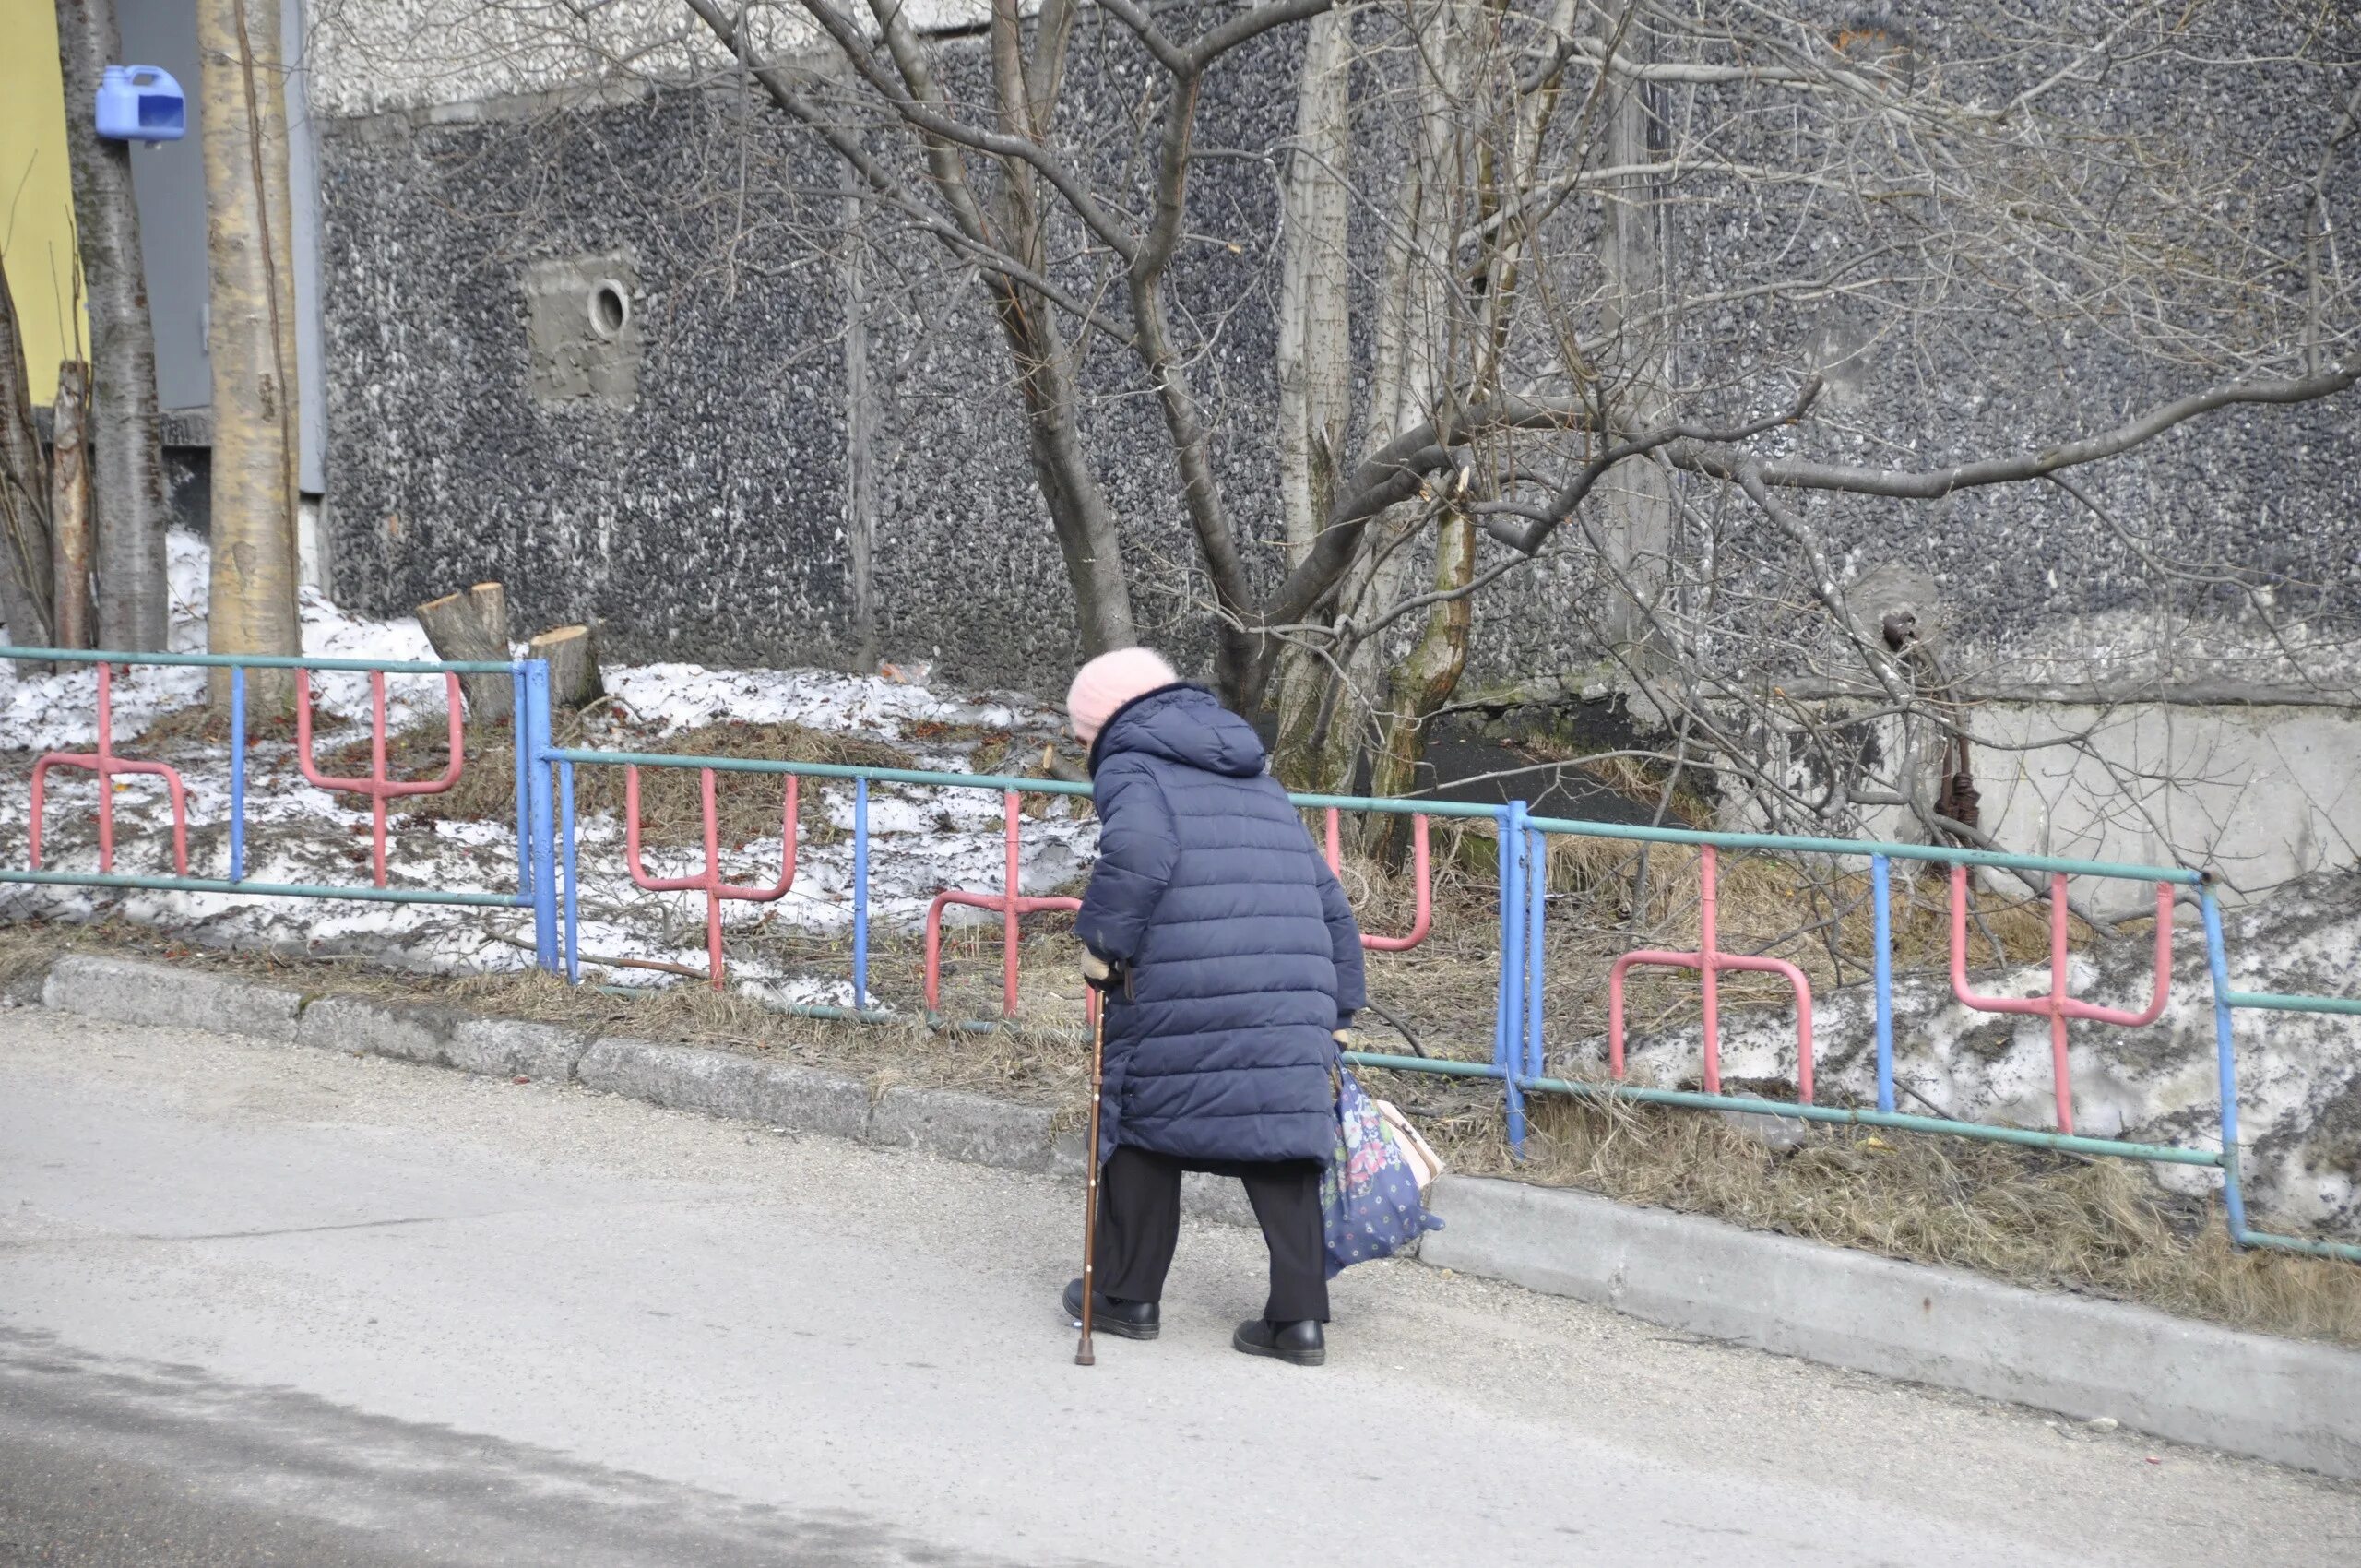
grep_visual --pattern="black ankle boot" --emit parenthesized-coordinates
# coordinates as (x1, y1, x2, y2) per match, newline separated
(1232, 1318, 1324, 1366)
(1063, 1279, 1159, 1340)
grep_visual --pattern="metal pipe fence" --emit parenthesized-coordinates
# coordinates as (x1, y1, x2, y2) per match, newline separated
(5, 645, 2355, 1264)
(0, 647, 562, 966)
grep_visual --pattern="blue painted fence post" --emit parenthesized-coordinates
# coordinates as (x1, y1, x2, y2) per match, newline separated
(559, 761, 579, 984)
(1871, 854, 1894, 1112)
(523, 662, 559, 971)
(1525, 823, 1546, 1081)
(229, 666, 247, 884)
(852, 778, 870, 1009)
(2201, 888, 2250, 1245)
(1497, 802, 1528, 1153)
(511, 665, 532, 902)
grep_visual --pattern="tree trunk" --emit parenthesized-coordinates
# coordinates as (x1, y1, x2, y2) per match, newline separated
(1277, 1, 1463, 790)
(1268, 6, 1356, 788)
(55, 0, 171, 651)
(995, 291, 1136, 660)
(415, 581, 513, 721)
(201, 0, 304, 707)
(0, 272, 55, 664)
(1367, 506, 1475, 864)
(1275, 9, 1353, 576)
(529, 624, 604, 710)
(49, 362, 96, 655)
(1594, 16, 1675, 669)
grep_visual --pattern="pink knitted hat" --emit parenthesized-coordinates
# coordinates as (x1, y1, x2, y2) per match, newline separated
(1066, 647, 1180, 748)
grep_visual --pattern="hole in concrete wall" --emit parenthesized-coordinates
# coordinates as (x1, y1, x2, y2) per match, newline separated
(588, 280, 630, 339)
(526, 252, 641, 408)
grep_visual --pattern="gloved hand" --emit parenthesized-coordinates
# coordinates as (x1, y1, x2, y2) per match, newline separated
(1332, 1028, 1358, 1050)
(1081, 949, 1122, 992)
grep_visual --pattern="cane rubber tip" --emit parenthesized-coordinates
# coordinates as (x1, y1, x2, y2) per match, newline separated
(1075, 1347, 1095, 1366)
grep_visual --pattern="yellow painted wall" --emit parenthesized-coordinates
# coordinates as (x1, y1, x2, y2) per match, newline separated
(0, 0, 87, 404)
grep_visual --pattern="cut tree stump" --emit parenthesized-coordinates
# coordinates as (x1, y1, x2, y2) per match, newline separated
(529, 624, 605, 709)
(415, 582, 512, 723)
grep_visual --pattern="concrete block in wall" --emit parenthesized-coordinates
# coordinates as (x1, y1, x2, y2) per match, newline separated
(522, 250, 640, 407)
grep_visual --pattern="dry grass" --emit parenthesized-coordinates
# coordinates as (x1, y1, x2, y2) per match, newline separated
(129, 700, 305, 751)
(1361, 1080, 2361, 1347)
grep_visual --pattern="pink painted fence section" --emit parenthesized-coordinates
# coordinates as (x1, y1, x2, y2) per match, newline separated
(1608, 845, 1817, 1103)
(295, 670, 465, 887)
(623, 766, 800, 991)
(1321, 808, 1432, 951)
(924, 790, 1084, 1018)
(29, 660, 190, 875)
(1946, 865, 2172, 1135)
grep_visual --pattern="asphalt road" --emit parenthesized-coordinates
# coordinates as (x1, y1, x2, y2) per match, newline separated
(2, 1009, 2355, 1566)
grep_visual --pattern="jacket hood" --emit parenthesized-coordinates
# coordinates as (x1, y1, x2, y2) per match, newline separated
(1089, 683, 1267, 779)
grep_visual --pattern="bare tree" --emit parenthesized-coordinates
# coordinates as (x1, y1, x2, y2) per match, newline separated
(48, 361, 96, 654)
(54, 0, 172, 650)
(1246, 1, 2361, 873)
(304, 1, 2359, 883)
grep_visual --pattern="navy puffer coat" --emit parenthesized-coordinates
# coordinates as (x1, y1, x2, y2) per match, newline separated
(1076, 683, 1367, 1166)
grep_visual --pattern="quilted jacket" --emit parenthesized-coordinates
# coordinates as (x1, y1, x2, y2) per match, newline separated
(1075, 683, 1366, 1165)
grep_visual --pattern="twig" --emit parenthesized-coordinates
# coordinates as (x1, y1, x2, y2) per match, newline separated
(1360, 997, 1429, 1058)
(486, 930, 706, 981)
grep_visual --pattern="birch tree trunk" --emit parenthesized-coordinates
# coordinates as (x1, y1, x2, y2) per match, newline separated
(49, 362, 96, 655)
(1275, 9, 1354, 571)
(200, 0, 304, 707)
(0, 272, 55, 662)
(55, 0, 170, 650)
(1366, 504, 1474, 863)
(1594, 14, 1675, 669)
(1270, 8, 1357, 781)
(1296, 0, 1464, 792)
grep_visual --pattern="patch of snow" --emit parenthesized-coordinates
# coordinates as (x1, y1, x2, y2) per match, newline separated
(2, 531, 1093, 1002)
(606, 662, 1050, 746)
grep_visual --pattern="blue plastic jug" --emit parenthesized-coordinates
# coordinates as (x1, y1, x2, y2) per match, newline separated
(94, 65, 186, 146)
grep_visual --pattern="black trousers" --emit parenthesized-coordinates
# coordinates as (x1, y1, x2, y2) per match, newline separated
(1094, 1146, 1329, 1324)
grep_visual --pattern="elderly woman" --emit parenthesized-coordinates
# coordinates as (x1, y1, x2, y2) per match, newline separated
(1059, 648, 1365, 1366)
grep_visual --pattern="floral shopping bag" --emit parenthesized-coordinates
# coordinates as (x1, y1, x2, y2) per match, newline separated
(1321, 1068, 1443, 1277)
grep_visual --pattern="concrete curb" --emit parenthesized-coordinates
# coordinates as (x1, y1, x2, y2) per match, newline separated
(21, 951, 2361, 1479)
(872, 1085, 1056, 1173)
(1421, 1175, 2361, 1481)
(44, 954, 305, 1044)
(20, 952, 1202, 1202)
(576, 1037, 872, 1143)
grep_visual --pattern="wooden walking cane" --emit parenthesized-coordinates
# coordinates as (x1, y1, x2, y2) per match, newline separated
(1075, 990, 1105, 1366)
